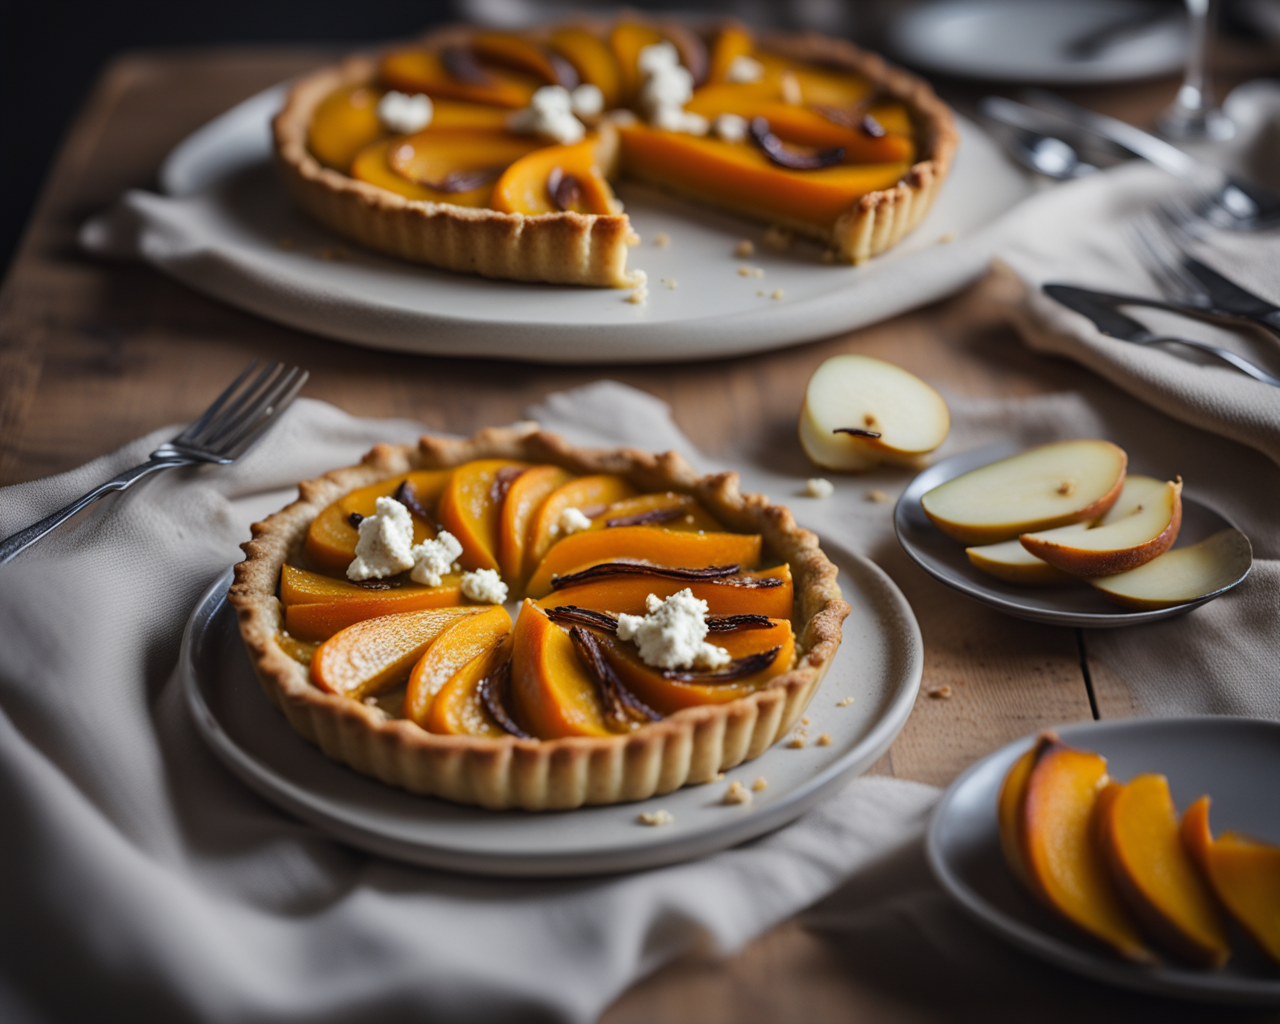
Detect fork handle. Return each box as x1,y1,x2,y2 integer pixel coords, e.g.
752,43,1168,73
0,457,189,565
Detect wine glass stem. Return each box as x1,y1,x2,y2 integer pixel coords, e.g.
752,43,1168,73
1179,0,1213,117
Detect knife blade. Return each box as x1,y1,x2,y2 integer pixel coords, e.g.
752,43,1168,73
1178,254,1280,330
1042,284,1156,341
1041,282,1280,340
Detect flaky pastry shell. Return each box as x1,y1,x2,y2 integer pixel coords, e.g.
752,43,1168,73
271,22,957,284
229,425,850,811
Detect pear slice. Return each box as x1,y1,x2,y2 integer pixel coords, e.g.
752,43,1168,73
1021,478,1181,577
1090,529,1252,610
966,527,1085,585
922,440,1127,544
800,355,950,471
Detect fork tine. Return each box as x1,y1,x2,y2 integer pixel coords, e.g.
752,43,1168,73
215,367,309,460
172,359,260,446
195,363,286,450
1128,212,1208,307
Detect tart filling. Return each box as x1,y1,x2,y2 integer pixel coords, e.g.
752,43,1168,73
272,19,957,286
230,424,850,810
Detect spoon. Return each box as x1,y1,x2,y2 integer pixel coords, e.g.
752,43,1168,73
978,97,1097,180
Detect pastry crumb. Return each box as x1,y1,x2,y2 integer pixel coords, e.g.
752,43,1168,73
752,776,769,792
817,733,833,746
937,231,957,244
764,226,793,251
787,732,807,749
660,277,678,290
770,289,785,300
638,809,674,826
805,477,835,499
653,231,671,248
737,265,765,278
734,239,755,257
837,696,855,707
801,717,810,726
928,685,953,700
715,771,725,781
626,269,649,304
757,290,767,297
723,780,752,805
866,489,890,503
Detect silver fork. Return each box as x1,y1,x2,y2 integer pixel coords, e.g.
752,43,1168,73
1127,202,1280,341
0,360,308,564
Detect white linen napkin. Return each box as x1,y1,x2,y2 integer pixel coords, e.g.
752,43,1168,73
0,393,939,1024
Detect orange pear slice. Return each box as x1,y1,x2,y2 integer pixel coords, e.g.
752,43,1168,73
437,459,531,572
404,605,512,727
1181,797,1280,966
538,563,793,618
1090,529,1252,610
800,355,950,471
524,473,637,579
1020,741,1155,962
424,634,516,738
310,606,480,700
498,464,573,587
1099,774,1230,967
1020,478,1181,577
922,440,1127,545
997,732,1057,887
509,601,612,738
280,565,463,642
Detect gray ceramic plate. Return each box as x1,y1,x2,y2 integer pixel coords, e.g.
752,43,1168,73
895,442,1252,628
180,538,921,877
927,717,1280,1004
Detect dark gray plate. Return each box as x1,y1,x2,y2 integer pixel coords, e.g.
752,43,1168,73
894,442,1251,628
927,717,1280,1003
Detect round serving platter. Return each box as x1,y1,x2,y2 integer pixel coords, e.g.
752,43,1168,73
78,82,1033,364
181,538,922,877
928,717,1280,1004
894,442,1252,629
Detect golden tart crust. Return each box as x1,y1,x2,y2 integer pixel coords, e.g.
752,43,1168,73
272,22,957,285
229,425,850,811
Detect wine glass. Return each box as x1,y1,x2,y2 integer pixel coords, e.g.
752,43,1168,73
1157,0,1235,140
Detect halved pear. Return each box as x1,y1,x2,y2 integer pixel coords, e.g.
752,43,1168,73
1090,529,1252,610
967,525,1086,585
1097,474,1167,526
922,440,1127,544
800,355,950,471
1021,478,1181,577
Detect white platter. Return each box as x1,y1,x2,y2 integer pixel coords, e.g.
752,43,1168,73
894,442,1252,628
888,0,1188,85
180,539,922,877
928,717,1280,1004
84,83,1033,364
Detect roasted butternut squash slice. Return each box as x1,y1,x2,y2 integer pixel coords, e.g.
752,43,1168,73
510,601,612,738
381,48,538,108
437,459,532,572
525,473,638,577
538,563,792,618
280,565,463,642
352,129,545,206
404,605,512,726
424,634,515,737
309,84,385,172
310,606,480,700
499,465,574,586
525,526,764,598
609,22,664,104
618,123,911,229
490,137,618,216
706,24,755,84
472,32,568,86
304,469,453,575
548,26,622,108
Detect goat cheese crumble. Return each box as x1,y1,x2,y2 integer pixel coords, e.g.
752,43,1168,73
711,112,749,143
615,589,731,671
377,91,433,134
460,568,508,604
637,42,708,136
347,496,417,580
509,85,586,144
557,506,593,536
570,82,604,118
725,54,765,84
409,530,463,587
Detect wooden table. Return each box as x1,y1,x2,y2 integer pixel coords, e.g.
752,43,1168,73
2,47,1275,1023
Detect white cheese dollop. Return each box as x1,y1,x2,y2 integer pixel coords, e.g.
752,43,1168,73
805,477,835,499
508,85,586,145
711,112,749,143
377,91,433,134
636,42,707,136
347,496,417,580
570,83,604,118
460,568,509,604
725,54,765,84
557,506,593,536
409,530,464,587
615,589,731,671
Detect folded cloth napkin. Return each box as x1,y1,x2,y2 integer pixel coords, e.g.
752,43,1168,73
988,79,1280,468
0,393,939,1024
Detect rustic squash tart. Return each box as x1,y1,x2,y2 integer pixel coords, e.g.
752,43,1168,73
272,18,957,286
229,424,850,811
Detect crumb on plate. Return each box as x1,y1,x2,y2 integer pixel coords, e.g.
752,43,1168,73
638,809,674,826
723,780,752,805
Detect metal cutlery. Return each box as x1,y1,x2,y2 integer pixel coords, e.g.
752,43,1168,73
0,360,308,564
977,97,1099,180
1005,92,1280,230
1043,284,1280,387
